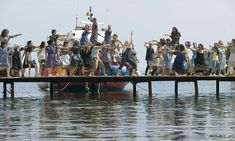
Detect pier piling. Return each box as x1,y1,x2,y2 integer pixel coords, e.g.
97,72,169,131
216,80,219,98
175,81,178,98
10,82,14,98
133,82,137,97
148,81,152,98
194,80,199,97
50,82,54,99
3,82,7,99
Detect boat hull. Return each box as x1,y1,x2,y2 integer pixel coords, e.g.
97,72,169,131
38,66,129,92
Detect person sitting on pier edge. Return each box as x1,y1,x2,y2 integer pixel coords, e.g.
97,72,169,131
89,42,107,76
118,41,138,76
22,40,39,77
90,18,98,45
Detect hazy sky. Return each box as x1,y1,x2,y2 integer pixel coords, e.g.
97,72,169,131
1,0,235,70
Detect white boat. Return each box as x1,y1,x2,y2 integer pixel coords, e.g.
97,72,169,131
37,7,129,92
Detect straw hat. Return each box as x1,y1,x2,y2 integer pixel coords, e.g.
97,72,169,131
218,40,224,47
112,34,118,39
12,43,20,48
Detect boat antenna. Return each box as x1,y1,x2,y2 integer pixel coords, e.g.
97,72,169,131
75,16,78,28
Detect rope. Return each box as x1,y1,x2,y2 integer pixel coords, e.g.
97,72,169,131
54,63,80,93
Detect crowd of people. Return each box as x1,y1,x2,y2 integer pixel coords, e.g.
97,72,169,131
144,27,235,76
1,24,235,78
0,18,139,77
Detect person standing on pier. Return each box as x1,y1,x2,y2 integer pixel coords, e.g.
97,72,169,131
227,39,235,75
144,41,155,75
0,29,22,43
89,42,107,76
80,24,91,47
33,41,47,76
0,40,11,77
165,27,181,45
118,41,138,76
104,25,112,45
90,18,98,45
22,40,39,77
49,29,65,45
70,40,84,75
172,44,187,76
10,43,23,77
46,40,60,76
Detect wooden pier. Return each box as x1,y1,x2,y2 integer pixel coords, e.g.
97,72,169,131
0,76,235,99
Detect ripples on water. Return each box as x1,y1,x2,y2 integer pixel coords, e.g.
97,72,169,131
0,81,235,140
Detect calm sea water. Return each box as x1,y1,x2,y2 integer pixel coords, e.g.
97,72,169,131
0,81,235,141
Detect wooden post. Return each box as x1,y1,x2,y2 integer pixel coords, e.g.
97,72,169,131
91,83,95,95
10,82,14,98
175,81,178,98
194,80,199,98
216,80,219,98
148,81,152,98
133,82,137,97
3,82,7,99
50,82,54,99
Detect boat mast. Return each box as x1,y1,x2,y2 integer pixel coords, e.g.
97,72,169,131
88,6,93,22
75,16,78,29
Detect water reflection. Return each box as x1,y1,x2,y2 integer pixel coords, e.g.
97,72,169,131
0,90,235,140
